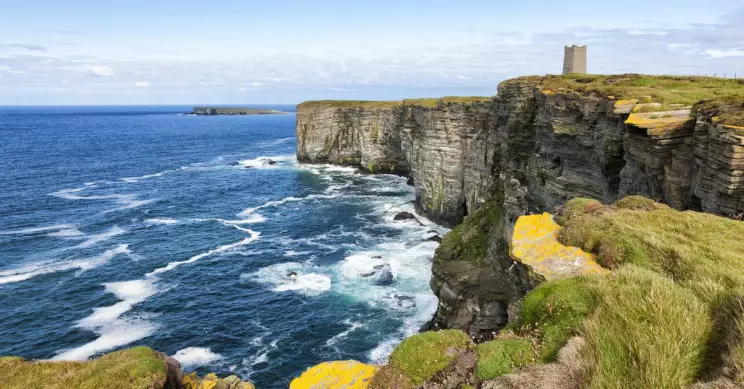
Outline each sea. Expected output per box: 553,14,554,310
0,106,446,388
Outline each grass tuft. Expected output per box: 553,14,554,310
0,346,167,389
388,330,473,386
476,337,536,380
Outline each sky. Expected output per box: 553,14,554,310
0,0,743,105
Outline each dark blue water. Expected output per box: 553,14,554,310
0,106,443,388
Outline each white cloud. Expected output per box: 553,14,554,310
89,65,114,77
706,49,744,58
134,81,150,87
250,81,263,86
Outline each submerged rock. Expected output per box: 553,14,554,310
359,263,394,286
393,212,423,225
393,294,417,309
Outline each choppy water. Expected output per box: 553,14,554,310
0,106,444,388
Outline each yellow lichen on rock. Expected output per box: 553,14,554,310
510,213,608,280
290,360,377,389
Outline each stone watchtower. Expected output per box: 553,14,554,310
563,45,587,74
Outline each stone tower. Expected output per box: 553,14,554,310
563,45,587,74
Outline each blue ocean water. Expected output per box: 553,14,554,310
0,106,444,388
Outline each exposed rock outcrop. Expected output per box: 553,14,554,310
296,77,744,228
296,76,744,337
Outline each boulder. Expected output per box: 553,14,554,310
393,212,423,225
360,263,394,286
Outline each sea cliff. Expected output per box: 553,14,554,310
297,74,744,355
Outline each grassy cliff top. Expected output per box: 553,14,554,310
297,96,492,109
695,95,744,128
0,347,168,389
375,196,744,387
507,74,744,107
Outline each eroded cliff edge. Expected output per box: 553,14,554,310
297,75,744,227
297,74,744,339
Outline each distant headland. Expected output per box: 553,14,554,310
192,106,289,115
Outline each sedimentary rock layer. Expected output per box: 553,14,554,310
296,79,744,227
296,77,744,336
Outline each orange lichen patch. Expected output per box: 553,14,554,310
541,89,557,96
290,360,377,389
613,99,638,114
510,213,608,280
624,109,694,137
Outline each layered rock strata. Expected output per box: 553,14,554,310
297,78,744,336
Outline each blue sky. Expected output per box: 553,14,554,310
1,0,743,104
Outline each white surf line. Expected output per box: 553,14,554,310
237,194,341,218
0,245,131,285
53,229,261,361
76,226,126,248
51,188,153,210
145,230,261,277
0,224,77,236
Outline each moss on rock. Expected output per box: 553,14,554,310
0,346,168,389
476,337,536,380
388,330,474,386
435,202,502,265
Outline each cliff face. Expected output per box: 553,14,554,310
296,76,744,336
297,99,494,227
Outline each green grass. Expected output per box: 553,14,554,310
0,346,167,389
476,337,536,380
583,266,711,388
434,201,502,265
518,277,598,362
388,330,474,386
552,196,744,387
507,74,744,107
298,96,491,110
695,95,744,127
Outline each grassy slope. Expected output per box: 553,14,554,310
549,196,744,387
387,330,473,386
416,196,744,387
0,346,167,389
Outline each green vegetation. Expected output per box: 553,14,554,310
584,265,711,388
696,94,744,127
298,96,491,110
512,74,744,107
553,196,744,387
0,346,167,389
388,329,474,385
518,277,597,362
476,337,535,380
434,201,502,265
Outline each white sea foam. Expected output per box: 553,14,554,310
52,278,158,361
146,231,260,277
0,224,77,236
52,188,153,210
120,171,168,183
237,194,340,218
77,226,126,248
52,317,157,361
246,262,332,295
47,228,86,238
172,347,224,368
326,319,364,347
237,155,294,169
0,245,130,285
145,218,179,225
